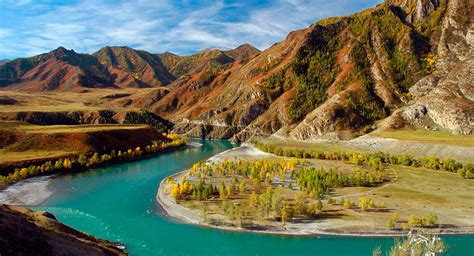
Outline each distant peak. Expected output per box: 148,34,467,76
160,51,178,56
223,43,260,60
50,46,73,57
235,43,257,49
232,43,260,52
200,46,232,53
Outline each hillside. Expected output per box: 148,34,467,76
156,43,260,78
0,121,168,176
0,205,126,256
0,47,114,91
0,0,471,141
93,46,175,88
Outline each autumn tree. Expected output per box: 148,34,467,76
428,212,438,227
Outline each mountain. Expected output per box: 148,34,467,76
93,46,175,88
156,44,260,78
0,59,9,65
0,47,114,91
133,0,472,140
0,0,471,140
0,44,260,91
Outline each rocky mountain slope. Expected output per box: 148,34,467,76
0,205,126,256
383,0,474,134
135,0,472,140
93,46,175,88
156,43,260,78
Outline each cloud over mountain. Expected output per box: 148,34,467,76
0,0,381,59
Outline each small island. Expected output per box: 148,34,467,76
157,143,474,236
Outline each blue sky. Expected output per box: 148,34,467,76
0,0,381,59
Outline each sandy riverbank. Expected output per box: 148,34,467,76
0,176,54,206
156,145,474,237
342,136,474,162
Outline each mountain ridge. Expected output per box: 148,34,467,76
0,44,260,91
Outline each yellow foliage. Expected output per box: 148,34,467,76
171,184,180,199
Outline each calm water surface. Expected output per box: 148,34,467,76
35,140,474,255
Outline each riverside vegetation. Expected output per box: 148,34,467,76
0,134,188,185
372,231,447,256
159,141,474,234
254,142,474,179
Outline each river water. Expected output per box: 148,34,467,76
29,140,473,255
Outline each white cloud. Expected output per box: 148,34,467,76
0,0,382,58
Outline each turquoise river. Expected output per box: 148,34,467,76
35,140,474,255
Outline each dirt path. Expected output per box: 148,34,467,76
331,167,399,200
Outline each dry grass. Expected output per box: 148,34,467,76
0,121,153,165
0,121,148,133
0,88,157,113
0,150,74,163
371,128,474,148
331,164,474,227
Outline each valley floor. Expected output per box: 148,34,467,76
263,129,474,162
157,144,474,236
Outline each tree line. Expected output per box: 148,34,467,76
254,142,473,178
0,134,188,185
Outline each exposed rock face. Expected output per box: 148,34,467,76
0,205,127,256
396,0,474,134
401,56,473,134
387,0,440,21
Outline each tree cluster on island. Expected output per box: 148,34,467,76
165,159,392,228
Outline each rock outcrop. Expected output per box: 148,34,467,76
0,205,127,256
394,0,474,134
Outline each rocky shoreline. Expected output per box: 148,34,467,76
156,145,474,237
